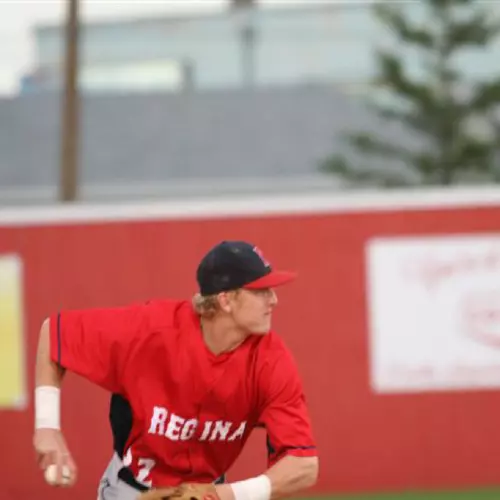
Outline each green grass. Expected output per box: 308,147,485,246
304,490,500,500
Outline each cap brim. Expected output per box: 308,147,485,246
244,270,297,290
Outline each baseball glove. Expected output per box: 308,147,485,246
138,483,220,500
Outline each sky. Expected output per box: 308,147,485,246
0,0,312,96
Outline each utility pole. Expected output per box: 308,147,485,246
59,0,80,202
232,0,256,88
231,0,254,7
241,22,256,89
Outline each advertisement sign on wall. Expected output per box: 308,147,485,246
367,235,500,393
0,254,26,409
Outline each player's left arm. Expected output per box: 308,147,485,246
262,454,318,498
217,346,318,500
215,455,318,500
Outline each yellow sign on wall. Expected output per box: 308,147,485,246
0,255,26,409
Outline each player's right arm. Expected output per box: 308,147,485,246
33,318,76,487
33,304,146,487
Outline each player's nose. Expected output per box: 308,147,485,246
269,289,278,307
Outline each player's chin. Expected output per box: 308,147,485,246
250,320,272,335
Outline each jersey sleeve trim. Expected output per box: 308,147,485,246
266,432,317,464
49,312,62,368
268,443,317,454
57,312,62,366
268,445,318,465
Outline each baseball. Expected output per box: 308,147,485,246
44,464,72,486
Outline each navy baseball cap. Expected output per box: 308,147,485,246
197,240,297,296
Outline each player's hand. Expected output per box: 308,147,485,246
33,428,77,487
138,483,220,500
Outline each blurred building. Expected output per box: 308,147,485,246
22,2,377,94
21,3,376,94
20,1,500,95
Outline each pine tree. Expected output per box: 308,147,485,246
320,0,500,187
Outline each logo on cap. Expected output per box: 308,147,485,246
253,246,271,268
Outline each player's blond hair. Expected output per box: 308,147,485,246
192,289,241,319
192,293,220,319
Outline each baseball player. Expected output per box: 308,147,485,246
33,240,318,500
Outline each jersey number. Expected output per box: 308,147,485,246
123,448,156,487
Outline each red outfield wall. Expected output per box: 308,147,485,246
1,194,500,500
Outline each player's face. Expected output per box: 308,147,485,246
230,288,278,334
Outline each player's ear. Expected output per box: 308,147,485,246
217,292,232,313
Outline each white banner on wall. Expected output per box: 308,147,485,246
366,234,500,393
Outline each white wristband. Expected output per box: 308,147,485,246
35,386,61,430
230,475,271,500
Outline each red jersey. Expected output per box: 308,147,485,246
49,300,316,488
